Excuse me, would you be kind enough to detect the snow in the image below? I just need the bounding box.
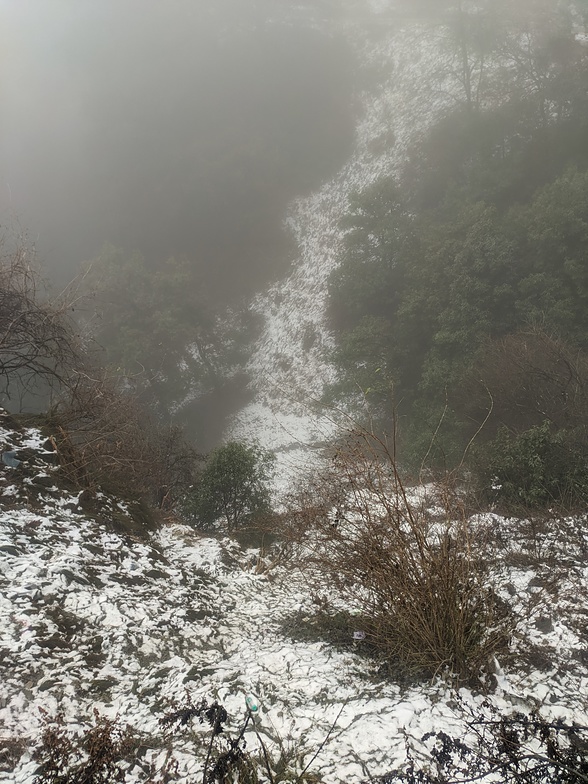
[2,6,588,782]
[1,418,588,782]
[226,13,470,491]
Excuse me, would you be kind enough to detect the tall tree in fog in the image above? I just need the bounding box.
[79,247,259,415]
[327,0,588,468]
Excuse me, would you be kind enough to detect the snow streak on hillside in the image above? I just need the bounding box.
[228,3,458,485]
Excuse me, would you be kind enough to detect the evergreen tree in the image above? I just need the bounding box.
[189,441,275,530]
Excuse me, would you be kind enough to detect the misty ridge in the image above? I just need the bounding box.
[1,0,359,446]
[2,0,588,474]
[1,0,588,481]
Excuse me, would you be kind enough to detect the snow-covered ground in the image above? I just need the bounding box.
[2,415,588,782]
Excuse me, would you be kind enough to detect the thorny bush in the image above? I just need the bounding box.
[34,708,136,784]
[282,428,510,680]
[51,369,200,510]
[32,697,328,784]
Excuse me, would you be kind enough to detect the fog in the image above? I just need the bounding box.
[1,0,356,302]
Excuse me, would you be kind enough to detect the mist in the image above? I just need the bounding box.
[1,0,356,302]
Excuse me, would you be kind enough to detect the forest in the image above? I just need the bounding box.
[1,1,588,515]
[327,0,588,506]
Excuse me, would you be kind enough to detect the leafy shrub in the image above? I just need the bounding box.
[282,429,510,681]
[475,421,588,510]
[188,441,275,530]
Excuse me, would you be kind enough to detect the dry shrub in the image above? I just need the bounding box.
[34,708,136,784]
[0,235,199,517]
[32,699,327,784]
[458,328,588,510]
[460,327,588,437]
[372,707,588,783]
[283,429,509,680]
[51,370,200,510]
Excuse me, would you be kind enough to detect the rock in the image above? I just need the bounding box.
[38,678,60,692]
[183,666,216,682]
[59,568,90,586]
[145,569,169,580]
[38,634,70,650]
[89,678,118,694]
[31,475,56,488]
[535,616,554,634]
[0,545,21,556]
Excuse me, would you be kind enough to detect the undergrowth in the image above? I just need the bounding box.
[32,697,330,784]
[28,697,588,784]
[282,428,511,682]
[373,701,588,783]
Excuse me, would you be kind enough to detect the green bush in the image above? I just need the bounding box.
[476,421,588,509]
[188,441,275,530]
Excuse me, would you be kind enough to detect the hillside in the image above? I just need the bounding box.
[2,413,588,782]
[2,2,588,781]
[228,0,588,490]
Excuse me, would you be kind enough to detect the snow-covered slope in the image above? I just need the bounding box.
[3,5,588,782]
[2,415,588,782]
[228,3,461,485]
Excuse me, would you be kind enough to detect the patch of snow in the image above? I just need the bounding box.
[226,16,467,489]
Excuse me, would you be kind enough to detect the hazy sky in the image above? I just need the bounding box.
[1,0,356,300]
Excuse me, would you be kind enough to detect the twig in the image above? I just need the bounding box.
[248,709,275,784]
[296,701,347,783]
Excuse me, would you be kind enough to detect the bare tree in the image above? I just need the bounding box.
[0,237,80,408]
[0,235,199,512]
[443,1,500,111]
[495,0,587,126]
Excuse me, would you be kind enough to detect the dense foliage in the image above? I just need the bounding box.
[327,0,588,502]
[79,246,260,417]
[188,440,275,530]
